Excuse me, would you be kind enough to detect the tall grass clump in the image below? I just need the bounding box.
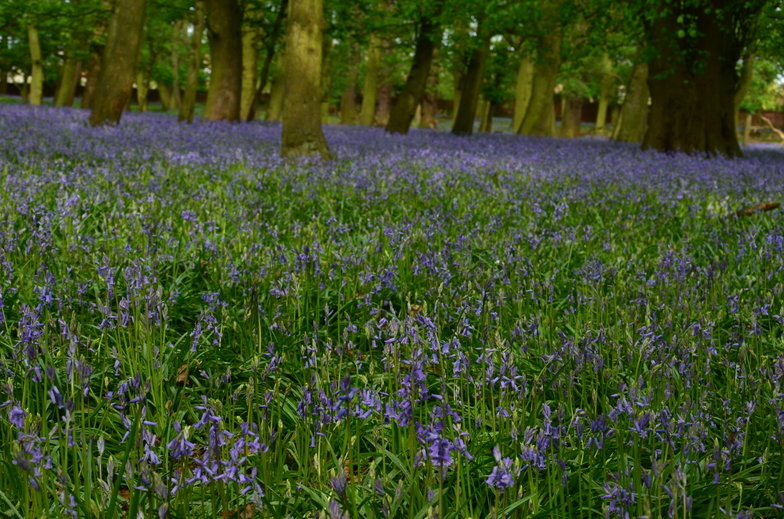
[1,105,784,518]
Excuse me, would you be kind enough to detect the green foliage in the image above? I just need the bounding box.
[739,58,784,113]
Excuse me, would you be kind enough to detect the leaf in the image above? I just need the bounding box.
[175,363,189,384]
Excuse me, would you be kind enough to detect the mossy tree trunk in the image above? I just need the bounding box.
[135,69,150,111]
[281,0,331,159]
[513,53,533,132]
[360,34,380,126]
[595,56,614,131]
[452,33,491,136]
[733,53,754,129]
[385,0,444,135]
[319,34,332,123]
[81,6,110,111]
[614,62,648,143]
[203,0,243,122]
[169,19,184,111]
[179,0,205,123]
[27,24,44,106]
[55,38,82,107]
[517,29,561,137]
[266,69,285,121]
[89,0,147,126]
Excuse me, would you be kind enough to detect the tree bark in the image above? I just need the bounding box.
[614,62,648,143]
[89,0,147,126]
[169,19,184,111]
[513,53,533,132]
[452,34,491,136]
[419,56,439,129]
[375,80,391,126]
[179,0,205,122]
[319,34,332,123]
[560,96,582,138]
[340,43,360,125]
[733,53,754,129]
[266,68,284,120]
[642,2,744,157]
[135,69,149,111]
[385,0,444,135]
[55,45,79,107]
[248,0,288,121]
[27,24,44,106]
[360,34,380,126]
[479,99,493,132]
[240,7,263,121]
[203,0,243,122]
[742,112,752,146]
[281,0,331,159]
[0,71,7,96]
[595,56,614,131]
[517,29,561,137]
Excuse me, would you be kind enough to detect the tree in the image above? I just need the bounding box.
[281,0,331,158]
[385,0,445,134]
[180,0,205,122]
[613,60,648,142]
[638,0,770,157]
[89,0,147,126]
[203,0,242,121]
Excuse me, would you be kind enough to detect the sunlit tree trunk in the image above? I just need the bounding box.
[281,0,331,159]
[513,53,533,132]
[179,0,205,122]
[518,29,561,137]
[614,62,648,143]
[266,70,284,121]
[27,24,44,106]
[595,56,614,131]
[203,0,242,121]
[360,34,380,126]
[89,0,147,125]
[135,69,149,111]
[452,34,491,136]
[386,0,444,135]
[169,19,184,111]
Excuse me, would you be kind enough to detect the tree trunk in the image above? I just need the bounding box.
[179,0,205,122]
[385,0,444,135]
[614,62,648,143]
[340,43,360,125]
[169,19,184,111]
[642,3,743,157]
[82,30,106,110]
[452,64,464,121]
[66,51,85,107]
[248,0,288,121]
[375,80,391,126]
[89,0,147,126]
[479,100,494,132]
[419,56,439,129]
[0,71,7,95]
[742,112,752,146]
[240,7,263,121]
[560,96,582,138]
[135,69,149,111]
[452,34,491,136]
[21,78,30,104]
[595,57,614,131]
[281,0,331,159]
[513,53,533,132]
[733,53,754,129]
[319,34,332,124]
[266,69,284,121]
[203,0,243,122]
[55,45,79,107]
[517,30,561,137]
[159,85,172,111]
[360,34,380,126]
[27,24,44,106]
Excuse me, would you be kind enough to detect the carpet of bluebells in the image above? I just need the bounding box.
[2,105,784,519]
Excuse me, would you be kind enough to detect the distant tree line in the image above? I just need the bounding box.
[1,0,783,158]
